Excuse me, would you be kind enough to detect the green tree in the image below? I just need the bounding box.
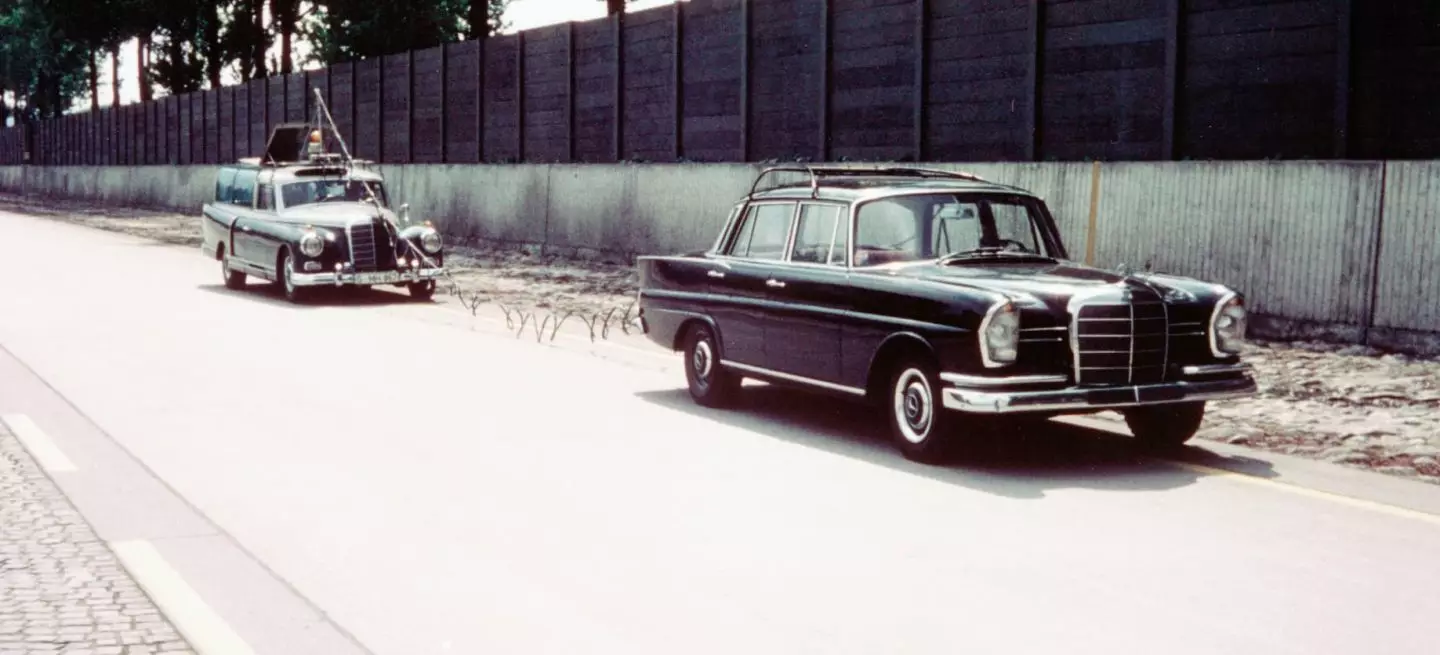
[303,0,509,65]
[0,0,91,120]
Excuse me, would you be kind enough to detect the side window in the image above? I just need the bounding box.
[231,169,257,206]
[256,184,274,211]
[725,203,796,260]
[215,167,237,203]
[789,204,847,266]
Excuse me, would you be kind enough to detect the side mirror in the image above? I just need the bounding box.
[399,203,411,224]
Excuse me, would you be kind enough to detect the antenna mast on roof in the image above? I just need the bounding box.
[310,87,384,212]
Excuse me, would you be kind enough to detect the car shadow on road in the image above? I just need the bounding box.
[635,384,1276,500]
[196,283,432,308]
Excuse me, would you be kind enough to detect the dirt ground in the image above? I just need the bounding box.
[4,192,1437,485]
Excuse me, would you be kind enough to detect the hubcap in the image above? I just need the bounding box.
[692,338,714,381]
[893,368,934,444]
[283,257,295,293]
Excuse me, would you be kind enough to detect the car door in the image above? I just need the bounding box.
[707,200,798,367]
[761,202,851,384]
[237,180,277,272]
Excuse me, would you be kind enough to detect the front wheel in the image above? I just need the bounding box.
[885,356,956,464]
[408,280,437,300]
[279,252,309,304]
[1123,401,1207,450]
[682,324,740,408]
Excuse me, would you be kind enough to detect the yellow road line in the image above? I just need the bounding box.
[1061,415,1440,526]
[110,539,257,655]
[1170,460,1440,527]
[2,413,77,472]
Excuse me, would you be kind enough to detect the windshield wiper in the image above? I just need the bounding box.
[937,248,1053,265]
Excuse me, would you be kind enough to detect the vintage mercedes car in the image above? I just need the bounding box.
[636,166,1257,462]
[200,123,445,303]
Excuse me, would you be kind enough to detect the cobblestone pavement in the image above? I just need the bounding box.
[0,427,194,655]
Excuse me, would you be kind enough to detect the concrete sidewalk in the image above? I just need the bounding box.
[0,425,193,655]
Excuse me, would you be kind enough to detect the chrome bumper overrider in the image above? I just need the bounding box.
[940,370,1257,414]
[290,267,445,287]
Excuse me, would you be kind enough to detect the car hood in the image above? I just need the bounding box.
[873,258,1227,320]
[276,202,398,228]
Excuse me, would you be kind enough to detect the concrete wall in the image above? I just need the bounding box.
[1,161,1436,353]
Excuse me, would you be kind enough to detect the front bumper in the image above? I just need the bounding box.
[290,266,445,288]
[940,367,1257,414]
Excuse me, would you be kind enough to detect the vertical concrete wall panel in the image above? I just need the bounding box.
[1372,162,1440,336]
[1091,162,1381,338]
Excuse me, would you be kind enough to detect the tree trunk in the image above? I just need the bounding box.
[138,41,151,103]
[109,44,121,107]
[89,52,101,111]
[281,28,292,75]
[271,0,295,75]
[468,1,487,39]
[606,0,625,15]
[204,5,223,88]
[253,0,268,78]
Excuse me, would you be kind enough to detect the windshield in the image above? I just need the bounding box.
[852,193,1049,267]
[280,179,388,209]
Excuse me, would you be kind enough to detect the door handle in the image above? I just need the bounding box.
[707,270,726,279]
[766,279,786,288]
[241,226,252,232]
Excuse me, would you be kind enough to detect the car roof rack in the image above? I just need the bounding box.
[747,165,994,199]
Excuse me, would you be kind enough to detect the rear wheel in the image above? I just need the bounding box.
[885,355,957,464]
[683,324,740,408]
[220,252,246,290]
[1123,401,1207,450]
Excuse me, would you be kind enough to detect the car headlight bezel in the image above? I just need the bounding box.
[419,228,442,254]
[1209,291,1247,357]
[979,300,1020,368]
[299,231,325,258]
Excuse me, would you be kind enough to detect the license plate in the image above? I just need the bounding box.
[354,271,401,285]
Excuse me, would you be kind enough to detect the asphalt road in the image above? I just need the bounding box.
[3,209,1440,655]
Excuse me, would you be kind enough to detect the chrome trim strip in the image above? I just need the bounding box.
[940,376,1257,414]
[288,267,444,287]
[640,288,972,334]
[1208,290,1240,358]
[1182,363,1252,376]
[719,360,867,396]
[940,373,1068,388]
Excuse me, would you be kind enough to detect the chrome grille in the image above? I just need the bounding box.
[348,221,378,271]
[1070,286,1169,387]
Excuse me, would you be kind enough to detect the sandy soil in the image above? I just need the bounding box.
[3,192,1437,485]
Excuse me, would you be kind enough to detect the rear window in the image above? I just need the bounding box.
[231,169,257,206]
[215,168,238,203]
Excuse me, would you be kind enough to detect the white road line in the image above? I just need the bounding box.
[1,413,77,472]
[110,539,257,655]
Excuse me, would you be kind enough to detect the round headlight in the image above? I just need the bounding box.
[1210,294,1247,356]
[980,302,1019,367]
[299,231,324,257]
[420,229,442,254]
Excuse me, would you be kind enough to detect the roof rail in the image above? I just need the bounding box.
[747,165,993,199]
